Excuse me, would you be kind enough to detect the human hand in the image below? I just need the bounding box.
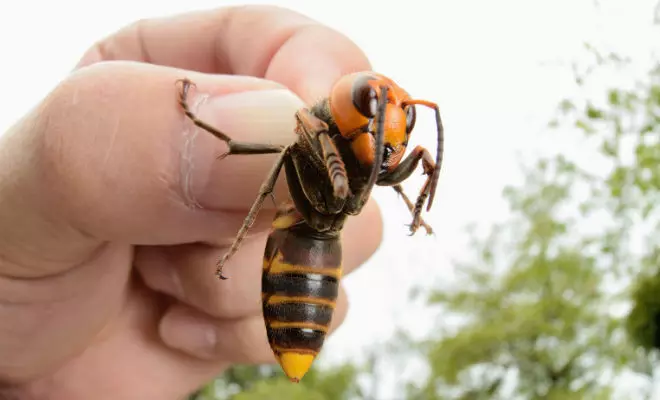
[0,5,382,399]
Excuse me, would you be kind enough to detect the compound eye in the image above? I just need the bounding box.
[405,104,416,133]
[352,82,378,118]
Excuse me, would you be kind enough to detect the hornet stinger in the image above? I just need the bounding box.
[176,71,444,383]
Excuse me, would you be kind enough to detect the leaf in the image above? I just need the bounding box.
[575,119,596,134]
[586,103,605,119]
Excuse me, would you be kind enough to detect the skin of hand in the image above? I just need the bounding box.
[0,5,383,400]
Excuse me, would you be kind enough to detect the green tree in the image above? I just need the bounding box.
[406,157,636,399]
[548,40,660,359]
[406,17,660,399]
[567,41,660,361]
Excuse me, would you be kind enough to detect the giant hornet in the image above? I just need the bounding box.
[176,71,443,382]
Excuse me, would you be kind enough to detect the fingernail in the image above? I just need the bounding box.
[197,88,304,145]
[180,88,305,208]
[160,308,218,360]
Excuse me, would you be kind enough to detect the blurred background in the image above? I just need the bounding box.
[2,0,660,398]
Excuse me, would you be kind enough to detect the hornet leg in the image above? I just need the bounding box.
[215,148,289,280]
[296,109,350,199]
[377,146,436,235]
[177,78,285,159]
[392,184,433,235]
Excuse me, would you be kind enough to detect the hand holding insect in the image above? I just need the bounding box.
[0,6,382,400]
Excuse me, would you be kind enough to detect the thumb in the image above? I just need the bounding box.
[0,61,304,278]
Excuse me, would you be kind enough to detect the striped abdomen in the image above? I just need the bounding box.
[261,202,342,382]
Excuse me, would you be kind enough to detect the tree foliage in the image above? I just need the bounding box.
[404,17,660,398]
[406,156,633,399]
[553,47,660,355]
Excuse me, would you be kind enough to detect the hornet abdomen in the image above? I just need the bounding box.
[261,202,342,382]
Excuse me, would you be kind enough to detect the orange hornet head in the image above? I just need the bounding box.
[328,72,416,173]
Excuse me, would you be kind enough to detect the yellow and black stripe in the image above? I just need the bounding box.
[261,202,342,382]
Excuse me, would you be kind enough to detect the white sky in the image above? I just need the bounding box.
[1,0,659,397]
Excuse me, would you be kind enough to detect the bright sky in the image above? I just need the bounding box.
[1,0,658,397]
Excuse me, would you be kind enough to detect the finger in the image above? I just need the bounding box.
[0,61,307,271]
[135,199,382,319]
[76,5,371,103]
[159,285,349,363]
[23,283,232,400]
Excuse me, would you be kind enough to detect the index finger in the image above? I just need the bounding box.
[77,5,372,103]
